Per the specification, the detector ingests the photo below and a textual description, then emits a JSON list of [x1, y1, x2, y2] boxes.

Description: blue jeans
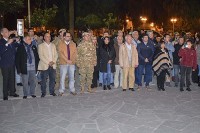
[[21, 70, 36, 96], [59, 65, 75, 93], [174, 65, 180, 86], [138, 64, 152, 86], [99, 72, 103, 84], [40, 66, 56, 95], [198, 64, 200, 76], [15, 68, 21, 83], [103, 64, 111, 85]]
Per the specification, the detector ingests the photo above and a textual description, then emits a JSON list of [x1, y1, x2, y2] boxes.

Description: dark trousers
[[157, 70, 167, 89], [41, 66, 56, 95], [1, 66, 16, 98], [180, 66, 192, 89], [91, 70, 99, 88]]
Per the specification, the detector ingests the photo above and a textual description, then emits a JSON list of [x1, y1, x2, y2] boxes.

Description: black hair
[[164, 34, 170, 38], [186, 39, 193, 44], [28, 28, 34, 32], [63, 32, 71, 37], [142, 33, 148, 38]]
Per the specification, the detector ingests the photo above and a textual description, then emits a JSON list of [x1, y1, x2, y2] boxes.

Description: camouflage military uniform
[[77, 40, 97, 93]]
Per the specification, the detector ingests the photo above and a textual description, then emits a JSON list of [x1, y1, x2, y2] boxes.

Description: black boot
[[198, 76, 200, 87], [107, 85, 111, 90], [103, 85, 107, 90]]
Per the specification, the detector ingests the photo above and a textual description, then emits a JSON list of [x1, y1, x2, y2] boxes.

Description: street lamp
[[170, 18, 177, 35], [140, 16, 147, 29]]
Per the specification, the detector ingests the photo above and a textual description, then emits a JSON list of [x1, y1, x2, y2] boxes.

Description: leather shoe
[[180, 88, 184, 92], [31, 95, 36, 98], [3, 97, 8, 100], [23, 96, 27, 99], [129, 88, 135, 91], [41, 94, 45, 98], [50, 93, 56, 96], [11, 93, 19, 97], [186, 88, 191, 91], [122, 89, 126, 91], [17, 83, 23, 86], [107, 85, 111, 90]]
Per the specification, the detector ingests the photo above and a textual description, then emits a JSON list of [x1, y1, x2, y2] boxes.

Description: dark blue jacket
[[0, 38, 20, 68], [137, 41, 155, 65]]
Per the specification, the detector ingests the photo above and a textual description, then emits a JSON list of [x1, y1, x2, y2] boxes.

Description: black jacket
[[99, 43, 116, 73], [173, 44, 183, 65], [15, 43, 39, 74]]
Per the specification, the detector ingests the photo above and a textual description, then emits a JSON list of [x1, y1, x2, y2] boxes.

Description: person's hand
[[193, 69, 195, 71], [108, 60, 112, 64], [49, 61, 55, 66], [145, 58, 149, 62], [66, 60, 72, 64]]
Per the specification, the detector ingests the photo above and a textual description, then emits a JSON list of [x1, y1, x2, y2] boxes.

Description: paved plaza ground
[[0, 70, 200, 133]]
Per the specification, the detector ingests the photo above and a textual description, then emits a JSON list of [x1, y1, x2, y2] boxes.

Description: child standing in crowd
[[152, 41, 172, 91], [179, 40, 197, 92]]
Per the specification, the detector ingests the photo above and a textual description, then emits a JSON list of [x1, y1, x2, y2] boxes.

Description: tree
[[103, 13, 122, 30], [0, 0, 24, 27], [25, 6, 58, 29]]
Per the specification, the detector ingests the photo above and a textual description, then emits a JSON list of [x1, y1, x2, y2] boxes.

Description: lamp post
[[140, 16, 147, 29], [170, 18, 177, 35], [28, 0, 31, 28]]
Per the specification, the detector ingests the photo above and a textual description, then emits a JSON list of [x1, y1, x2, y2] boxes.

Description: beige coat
[[119, 44, 138, 68], [38, 42, 58, 70], [58, 40, 77, 65]]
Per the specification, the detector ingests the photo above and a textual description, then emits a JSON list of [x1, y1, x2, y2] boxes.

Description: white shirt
[[125, 42, 132, 65], [4, 38, 9, 46], [65, 41, 70, 45], [44, 41, 53, 62], [125, 42, 132, 50]]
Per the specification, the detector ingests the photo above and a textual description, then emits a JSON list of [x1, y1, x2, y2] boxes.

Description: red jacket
[[178, 48, 197, 69]]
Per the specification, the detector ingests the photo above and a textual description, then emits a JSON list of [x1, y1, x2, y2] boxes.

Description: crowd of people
[[0, 27, 199, 100]]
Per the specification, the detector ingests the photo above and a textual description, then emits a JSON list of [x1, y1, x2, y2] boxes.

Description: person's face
[[165, 35, 170, 42], [143, 36, 148, 42], [64, 33, 71, 41], [179, 38, 184, 44], [187, 42, 192, 49], [103, 33, 109, 37], [132, 32, 139, 40], [118, 31, 123, 37], [104, 38, 110, 44], [60, 31, 65, 38], [148, 32, 154, 39], [83, 34, 90, 41], [1, 28, 9, 39], [92, 37, 97, 44], [44, 33, 51, 43], [126, 36, 132, 44], [117, 36, 123, 44], [24, 36, 32, 45], [28, 30, 34, 37], [156, 37, 161, 42], [161, 43, 165, 49]]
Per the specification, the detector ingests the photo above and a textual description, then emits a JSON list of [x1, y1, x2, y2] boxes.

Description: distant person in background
[[28, 28, 38, 47], [15, 35, 39, 99], [38, 33, 58, 97], [179, 40, 197, 92], [0, 28, 20, 100]]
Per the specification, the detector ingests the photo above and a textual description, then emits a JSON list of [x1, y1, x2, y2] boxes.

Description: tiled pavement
[[0, 70, 200, 133]]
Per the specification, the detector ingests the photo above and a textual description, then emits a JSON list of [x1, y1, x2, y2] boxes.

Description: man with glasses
[[58, 32, 77, 96]]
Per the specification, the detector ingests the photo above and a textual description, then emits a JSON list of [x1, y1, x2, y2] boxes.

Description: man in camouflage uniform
[[77, 32, 97, 94], [52, 29, 66, 88]]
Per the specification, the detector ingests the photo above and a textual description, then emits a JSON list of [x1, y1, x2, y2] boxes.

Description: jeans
[[180, 66, 192, 89], [103, 64, 111, 85], [138, 64, 152, 86], [174, 65, 180, 86], [40, 66, 56, 95], [110, 73, 114, 84], [99, 72, 103, 84], [114, 65, 123, 88], [15, 68, 21, 83], [198, 64, 200, 76], [59, 65, 75, 93], [21, 70, 36, 96]]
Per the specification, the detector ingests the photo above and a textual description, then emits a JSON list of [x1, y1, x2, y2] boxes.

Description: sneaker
[[31, 95, 36, 98], [129, 88, 135, 91], [107, 85, 111, 90], [23, 96, 27, 99], [50, 93, 57, 96]]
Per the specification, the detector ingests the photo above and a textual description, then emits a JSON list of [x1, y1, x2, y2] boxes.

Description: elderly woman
[[99, 37, 116, 90]]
